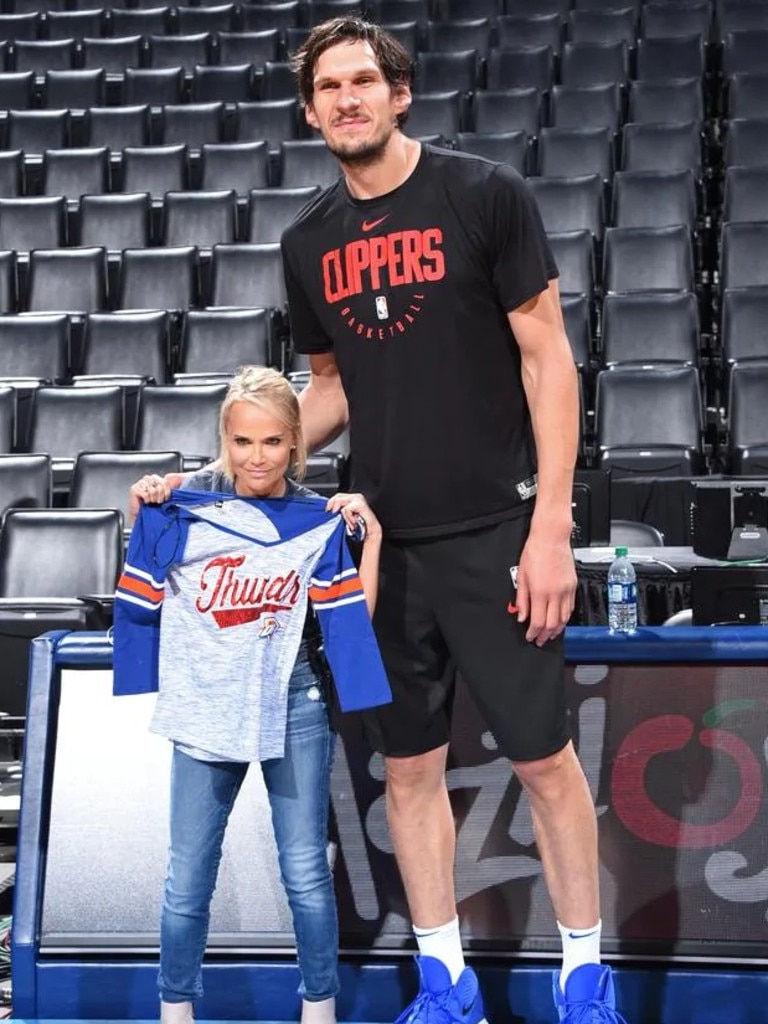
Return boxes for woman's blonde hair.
[219,365,307,481]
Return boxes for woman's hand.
[326,492,382,543]
[128,473,179,523]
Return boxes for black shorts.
[363,514,570,762]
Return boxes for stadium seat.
[13,38,76,73]
[627,78,704,126]
[635,34,706,80]
[79,310,169,383]
[495,13,563,52]
[0,313,70,384]
[611,169,697,229]
[176,307,274,380]
[118,246,199,312]
[414,50,479,93]
[200,140,269,194]
[726,72,768,120]
[0,152,22,198]
[45,8,105,38]
[191,64,255,104]
[217,29,282,67]
[720,221,768,290]
[601,292,699,367]
[0,386,12,453]
[0,12,39,40]
[209,242,285,309]
[721,287,768,371]
[123,67,185,106]
[81,35,143,74]
[472,87,543,136]
[549,82,622,131]
[0,196,66,253]
[110,7,168,36]
[0,453,51,518]
[147,32,211,72]
[537,126,614,180]
[603,225,695,294]
[134,382,226,467]
[162,189,237,249]
[425,19,493,55]
[279,140,339,189]
[240,1,300,34]
[621,121,702,176]
[121,144,187,199]
[642,1,711,40]
[7,109,70,154]
[367,0,430,26]
[79,192,151,252]
[723,117,768,169]
[175,3,235,35]
[453,131,529,175]
[42,147,109,200]
[407,91,463,139]
[246,186,318,244]
[24,383,123,468]
[85,105,151,149]
[0,252,17,314]
[727,360,768,473]
[723,166,768,224]
[528,174,604,241]
[546,230,595,297]
[25,247,108,314]
[594,364,705,476]
[232,100,300,151]
[723,29,768,76]
[561,292,592,372]
[433,0,500,19]
[158,102,225,150]
[560,40,629,87]
[260,61,297,101]
[718,2,768,39]
[567,7,637,44]
[70,450,183,522]
[485,45,554,91]
[41,68,105,109]
[0,71,34,110]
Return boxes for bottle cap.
[615,546,628,557]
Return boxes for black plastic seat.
[175,3,234,35]
[13,38,76,73]
[0,252,17,314]
[407,91,463,139]
[0,71,34,110]
[260,61,296,100]
[601,292,699,367]
[41,68,105,109]
[0,12,39,40]
[549,82,622,131]
[472,87,543,136]
[279,140,340,189]
[85,105,151,149]
[627,78,704,126]
[0,152,22,198]
[0,386,12,453]
[209,242,285,309]
[158,102,224,150]
[24,384,123,464]
[528,174,604,241]
[495,13,563,53]
[7,109,70,154]
[162,189,237,249]
[537,126,614,180]
[216,29,280,68]
[79,192,151,252]
[546,230,595,297]
[718,3,768,40]
[723,166,768,224]
[118,246,199,312]
[177,308,273,379]
[486,45,554,91]
[642,1,711,40]
[246,186,318,244]
[367,0,430,26]
[0,453,51,518]
[70,450,183,521]
[727,72,768,120]
[0,196,65,253]
[603,225,695,294]
[45,8,105,38]
[425,18,492,55]
[567,7,637,44]
[26,247,108,313]
[621,121,702,176]
[121,144,187,199]
[232,100,299,152]
[134,382,227,466]
[123,67,185,106]
[560,40,629,87]
[453,131,529,175]
[110,6,168,36]
[724,117,768,169]
[720,221,768,290]
[611,169,697,230]
[80,309,169,382]
[42,147,109,200]
[413,50,479,93]
[148,32,211,72]
[594,364,704,476]
[200,140,269,194]
[81,35,143,74]
[239,1,300,34]
[635,34,706,80]
[723,29,768,77]
[721,287,768,368]
[0,313,69,385]
[727,360,768,473]
[191,64,255,104]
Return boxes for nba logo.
[375,295,389,320]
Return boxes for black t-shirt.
[281,144,559,539]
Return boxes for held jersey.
[281,144,558,539]
[112,488,391,762]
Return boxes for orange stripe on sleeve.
[118,574,164,603]
[309,577,363,603]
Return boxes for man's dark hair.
[290,16,414,128]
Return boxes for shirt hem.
[385,501,533,541]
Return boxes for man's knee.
[513,740,584,799]
[385,745,448,802]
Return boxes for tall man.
[282,17,624,1024]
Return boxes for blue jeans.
[159,645,339,1004]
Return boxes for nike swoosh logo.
[361,215,389,232]
[567,928,600,939]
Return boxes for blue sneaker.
[395,955,489,1024]
[553,964,628,1023]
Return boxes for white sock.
[301,996,335,1024]
[160,1001,194,1024]
[557,919,602,992]
[413,916,465,985]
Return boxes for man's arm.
[509,276,579,646]
[299,352,350,452]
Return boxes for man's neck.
[341,134,422,201]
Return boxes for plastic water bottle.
[607,545,637,635]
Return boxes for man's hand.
[128,472,186,524]
[515,532,576,646]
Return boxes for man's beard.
[325,124,394,169]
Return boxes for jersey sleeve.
[282,238,335,355]
[112,503,185,696]
[485,164,560,313]
[307,524,392,712]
